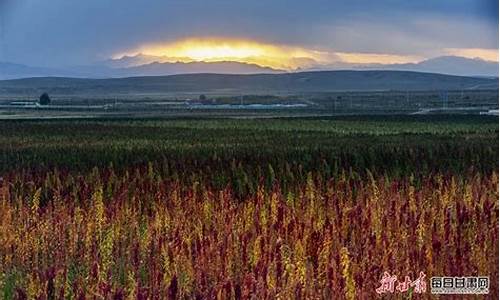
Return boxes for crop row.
[0,167,497,299]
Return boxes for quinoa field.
[0,115,498,299]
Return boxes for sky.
[0,0,498,69]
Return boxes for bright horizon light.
[444,48,499,62]
[115,38,326,70]
[114,37,498,70]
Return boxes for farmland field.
[0,115,498,299]
[0,88,498,119]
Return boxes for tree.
[39,93,51,105]
[199,94,207,101]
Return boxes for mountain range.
[0,55,498,80]
[327,56,498,77]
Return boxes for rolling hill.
[0,70,497,96]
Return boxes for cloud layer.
[1,0,497,67]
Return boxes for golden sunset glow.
[169,40,264,61]
[444,48,499,62]
[336,52,422,64]
[115,38,326,70]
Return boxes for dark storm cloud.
[1,0,498,66]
